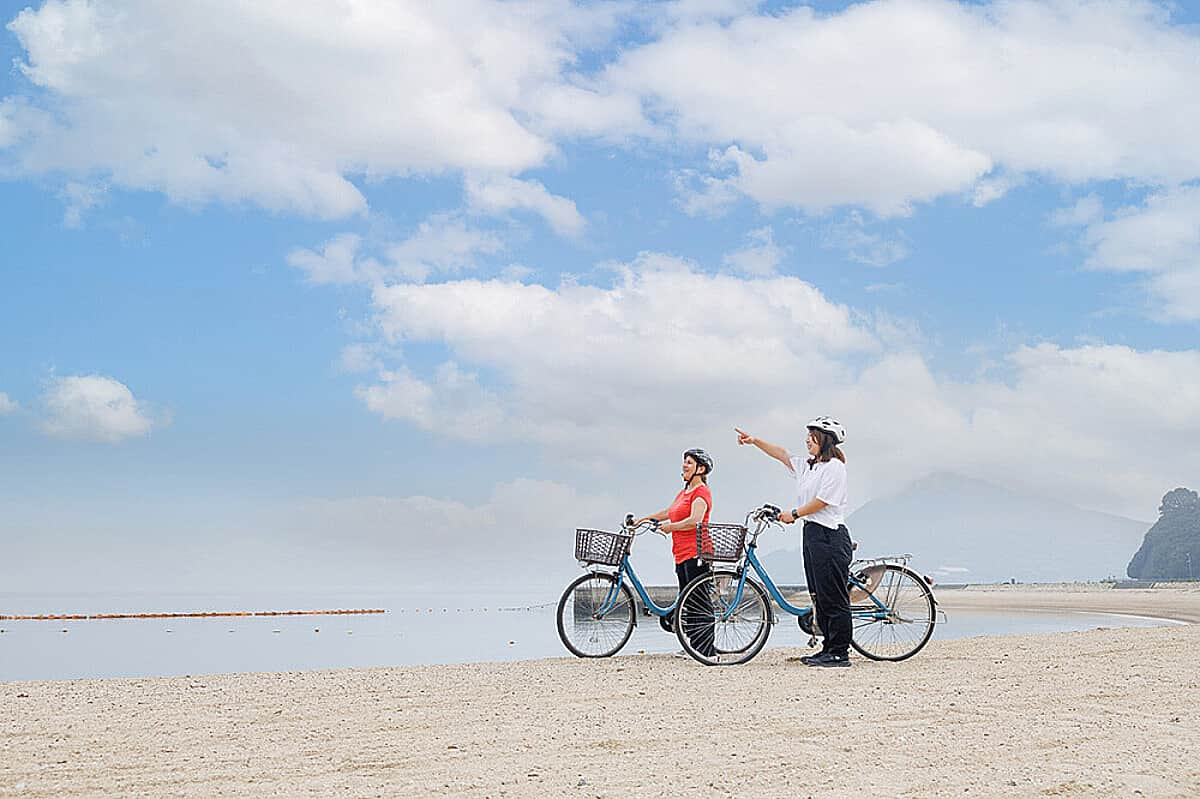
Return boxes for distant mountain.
[758,472,1149,584]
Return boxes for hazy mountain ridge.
[758,472,1149,584]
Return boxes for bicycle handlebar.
[622,514,667,537]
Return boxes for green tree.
[1127,488,1200,580]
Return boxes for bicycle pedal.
[807,636,819,648]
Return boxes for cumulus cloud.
[606,0,1200,214]
[465,174,585,237]
[9,1,1199,225]
[722,226,786,275]
[1049,194,1105,228]
[340,254,1200,519]
[40,375,155,442]
[1073,185,1200,321]
[288,216,505,286]
[385,215,506,282]
[2,1,622,217]
[287,232,363,286]
[362,254,878,458]
[0,392,17,414]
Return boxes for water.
[0,590,1179,682]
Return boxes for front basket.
[575,528,633,566]
[697,522,748,563]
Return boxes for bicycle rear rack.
[851,553,913,568]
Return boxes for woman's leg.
[806,522,852,657]
[678,558,715,656]
[801,524,825,647]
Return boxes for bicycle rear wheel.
[676,572,771,666]
[849,564,935,661]
[556,573,636,658]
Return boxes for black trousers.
[675,558,715,656]
[802,521,853,656]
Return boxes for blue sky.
[2,0,1199,591]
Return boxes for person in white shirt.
[735,417,853,667]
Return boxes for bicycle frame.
[589,544,677,621]
[718,526,891,623]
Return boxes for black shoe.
[798,651,828,665]
[804,651,850,668]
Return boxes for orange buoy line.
[0,609,386,621]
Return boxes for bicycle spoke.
[850,565,935,661]
[557,574,636,658]
[677,573,771,665]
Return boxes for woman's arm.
[780,498,828,524]
[660,498,708,534]
[735,427,792,469]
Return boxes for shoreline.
[934,582,1200,624]
[4,586,1200,797]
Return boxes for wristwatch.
[791,508,800,520]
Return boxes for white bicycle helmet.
[806,416,846,444]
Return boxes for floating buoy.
[0,609,385,621]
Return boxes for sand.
[3,587,1200,799]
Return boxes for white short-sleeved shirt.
[787,455,848,529]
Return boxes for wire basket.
[575,528,633,566]
[697,523,748,563]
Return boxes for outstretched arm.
[734,427,792,470]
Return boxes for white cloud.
[673,164,742,217]
[58,181,106,228]
[1074,186,1200,321]
[360,253,877,454]
[288,216,505,287]
[465,174,586,237]
[606,0,1200,214]
[8,1,1199,226]
[287,233,362,286]
[820,211,908,267]
[40,375,155,442]
[1049,193,1104,228]
[972,172,1026,207]
[0,392,17,414]
[356,362,505,440]
[341,256,1200,519]
[722,226,786,275]
[3,1,619,218]
[385,215,505,282]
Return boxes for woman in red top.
[633,448,715,657]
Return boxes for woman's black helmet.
[683,448,714,475]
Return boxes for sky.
[2,0,1199,593]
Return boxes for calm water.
[0,590,1178,682]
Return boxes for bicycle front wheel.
[556,573,636,658]
[676,571,771,666]
[850,564,935,661]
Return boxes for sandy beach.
[4,586,1199,799]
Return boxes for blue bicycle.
[556,516,760,658]
[673,504,938,666]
